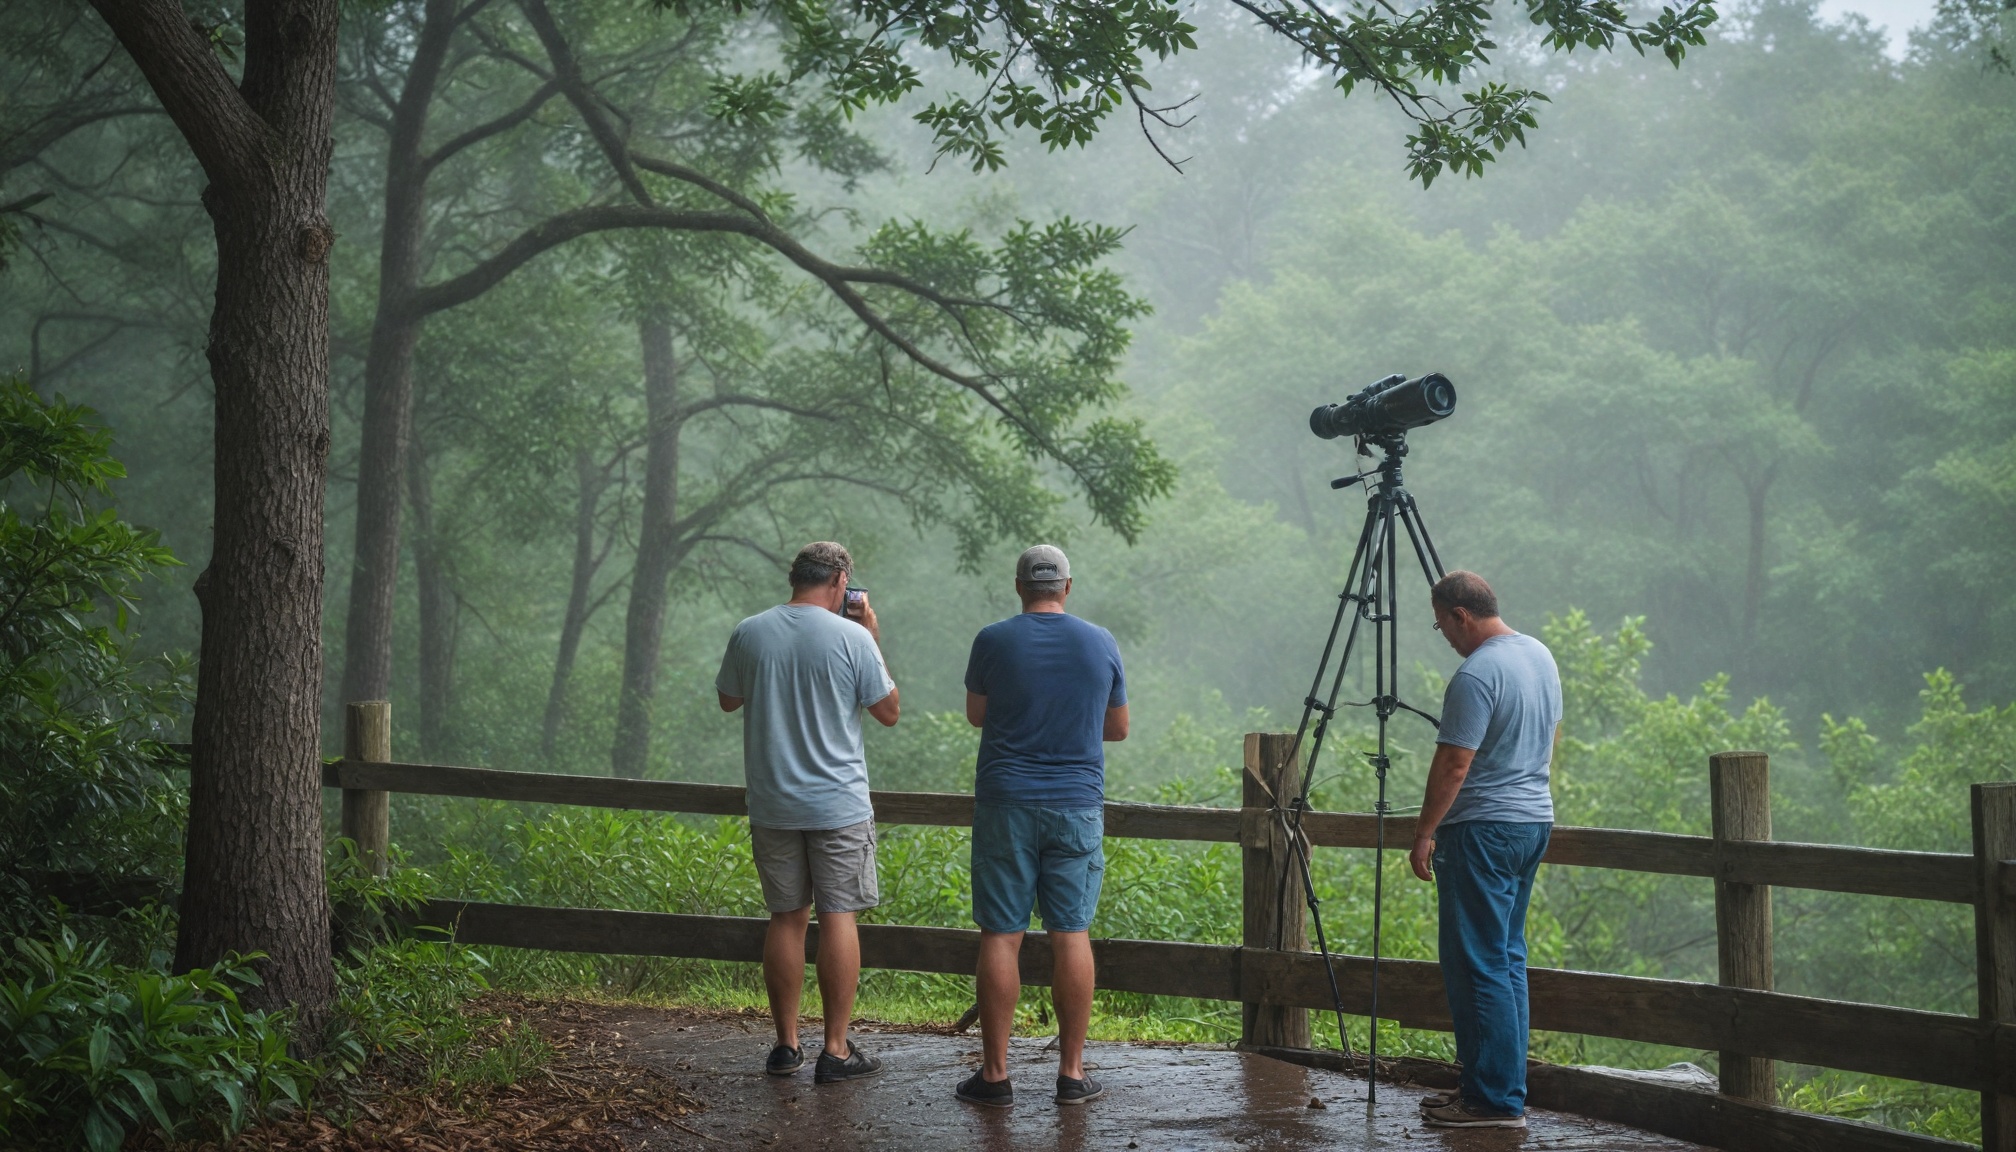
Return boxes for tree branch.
[422,77,563,172]
[84,0,269,188]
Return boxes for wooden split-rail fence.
[330,702,2011,1152]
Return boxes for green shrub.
[0,378,189,940]
[0,927,307,1151]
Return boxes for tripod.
[1271,432,1445,1115]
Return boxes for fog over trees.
[3,0,2014,1142]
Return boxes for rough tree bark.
[409,428,457,759]
[85,0,340,1028]
[610,314,682,779]
[541,448,615,762]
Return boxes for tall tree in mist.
[79,0,339,1026]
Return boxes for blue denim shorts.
[971,801,1105,934]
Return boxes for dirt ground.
[557,1002,1715,1152]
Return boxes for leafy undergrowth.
[151,993,705,1151]
[0,929,307,1151]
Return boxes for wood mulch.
[152,995,710,1152]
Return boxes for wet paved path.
[601,1009,1714,1152]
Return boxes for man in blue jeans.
[1409,570,1561,1129]
[954,545,1127,1109]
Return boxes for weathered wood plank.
[338,703,392,875]
[334,761,1971,901]
[1720,839,1973,904]
[1527,1061,1979,1152]
[1974,783,2016,1152]
[1242,733,1309,1048]
[326,761,750,815]
[1712,750,1776,1103]
[1231,947,1993,1092]
[413,900,1238,1003]
[1248,1046,1975,1152]
[1104,802,1240,842]
[411,900,1995,1093]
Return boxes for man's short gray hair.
[1020,577,1067,600]
[1431,570,1499,618]
[789,541,852,589]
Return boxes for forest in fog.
[4,0,2014,1143]
[10,0,2013,772]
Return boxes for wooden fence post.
[1711,750,1774,1104]
[1242,732,1310,1049]
[1974,783,2016,1152]
[341,701,393,875]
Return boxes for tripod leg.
[1400,494,1446,582]
[1275,506,1387,946]
[1279,812,1355,1064]
[1282,504,1378,774]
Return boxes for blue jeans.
[970,802,1105,934]
[1434,820,1551,1116]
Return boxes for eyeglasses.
[1431,620,1444,632]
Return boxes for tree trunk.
[542,448,610,762]
[409,427,457,760]
[611,314,681,779]
[1742,465,1776,648]
[338,0,457,708]
[87,0,341,1031]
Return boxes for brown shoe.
[1417,1091,1459,1110]
[1421,1100,1526,1128]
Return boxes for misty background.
[13,0,2008,785]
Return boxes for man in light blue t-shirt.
[716,541,898,1085]
[1409,570,1561,1130]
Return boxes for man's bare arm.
[867,686,900,727]
[718,692,743,713]
[1408,743,1478,881]
[966,691,986,728]
[1103,704,1129,741]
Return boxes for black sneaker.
[814,1039,884,1084]
[765,1044,804,1076]
[1054,1074,1104,1105]
[956,1071,1014,1107]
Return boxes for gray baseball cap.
[1016,544,1070,582]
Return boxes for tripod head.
[1328,432,1412,492]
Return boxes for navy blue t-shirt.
[964,612,1127,809]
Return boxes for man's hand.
[1409,834,1436,882]
[852,593,881,644]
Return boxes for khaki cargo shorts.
[750,819,879,914]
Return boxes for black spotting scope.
[1309,373,1457,441]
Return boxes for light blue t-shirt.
[1436,632,1561,827]
[714,604,894,830]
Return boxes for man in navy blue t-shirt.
[953,545,1127,1110]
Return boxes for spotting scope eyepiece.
[1309,372,1457,440]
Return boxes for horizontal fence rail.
[326,759,1978,904]
[411,899,2011,1096]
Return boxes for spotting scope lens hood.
[1309,372,1457,440]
